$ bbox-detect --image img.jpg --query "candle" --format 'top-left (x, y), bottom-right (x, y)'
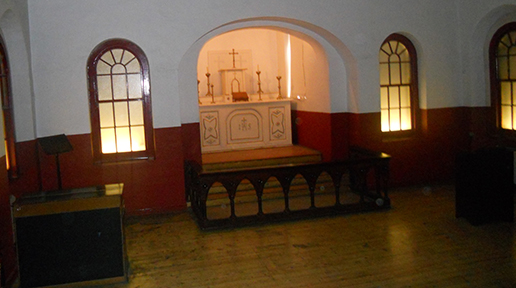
top-left (206, 66), bottom-right (209, 73)
top-left (257, 65), bottom-right (260, 71)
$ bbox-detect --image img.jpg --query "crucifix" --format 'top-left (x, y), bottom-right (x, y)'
top-left (229, 49), bottom-right (239, 68)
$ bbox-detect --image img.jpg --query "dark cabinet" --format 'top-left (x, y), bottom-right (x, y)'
top-left (456, 147), bottom-right (514, 225)
top-left (12, 184), bottom-right (127, 288)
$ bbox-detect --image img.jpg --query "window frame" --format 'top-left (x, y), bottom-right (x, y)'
top-left (87, 38), bottom-right (155, 164)
top-left (489, 22), bottom-right (516, 138)
top-left (0, 35), bottom-right (17, 179)
top-left (379, 33), bottom-right (420, 139)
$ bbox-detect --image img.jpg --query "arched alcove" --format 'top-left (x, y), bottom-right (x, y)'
top-left (178, 17), bottom-right (357, 163)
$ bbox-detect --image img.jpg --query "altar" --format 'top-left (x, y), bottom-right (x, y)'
top-left (199, 97), bottom-right (292, 153)
top-left (198, 48), bottom-right (293, 153)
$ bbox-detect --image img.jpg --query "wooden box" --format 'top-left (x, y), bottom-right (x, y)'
top-left (12, 184), bottom-right (127, 288)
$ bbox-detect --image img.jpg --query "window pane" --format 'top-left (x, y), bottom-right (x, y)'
top-left (126, 60), bottom-right (140, 74)
top-left (389, 109), bottom-right (401, 131)
top-left (379, 63), bottom-right (390, 85)
top-left (116, 127), bottom-right (131, 152)
top-left (128, 74), bottom-right (142, 99)
top-left (381, 109), bottom-right (390, 132)
top-left (501, 82), bottom-right (512, 105)
top-left (400, 86), bottom-right (410, 107)
top-left (513, 82), bottom-right (516, 104)
top-left (114, 102), bottom-right (129, 127)
top-left (111, 49), bottom-right (124, 64)
top-left (400, 108), bottom-right (412, 130)
top-left (389, 59), bottom-right (400, 84)
top-left (112, 74), bottom-right (127, 100)
top-left (129, 101), bottom-right (144, 125)
top-left (121, 51), bottom-right (135, 65)
top-left (97, 75), bottom-right (112, 101)
top-left (101, 52), bottom-right (115, 65)
top-left (380, 87), bottom-right (389, 109)
top-left (498, 41), bottom-right (509, 56)
top-left (510, 31), bottom-right (516, 47)
top-left (101, 128), bottom-right (116, 154)
top-left (97, 60), bottom-right (111, 75)
top-left (389, 86), bottom-right (399, 108)
top-left (401, 63), bottom-right (411, 84)
top-left (99, 102), bottom-right (114, 128)
top-left (379, 49), bottom-right (389, 63)
top-left (510, 54), bottom-right (516, 80)
top-left (112, 63), bottom-right (126, 74)
top-left (398, 46), bottom-right (409, 62)
top-left (131, 126), bottom-right (146, 151)
top-left (501, 105), bottom-right (512, 129)
top-left (388, 41), bottom-right (398, 53)
top-left (498, 56), bottom-right (509, 80)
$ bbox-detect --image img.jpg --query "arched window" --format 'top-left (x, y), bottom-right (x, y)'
top-left (490, 22), bottom-right (516, 133)
top-left (379, 34), bottom-right (419, 135)
top-left (0, 35), bottom-right (17, 178)
top-left (87, 39), bottom-right (154, 163)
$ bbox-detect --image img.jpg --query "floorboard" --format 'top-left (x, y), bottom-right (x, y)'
top-left (105, 185), bottom-right (515, 288)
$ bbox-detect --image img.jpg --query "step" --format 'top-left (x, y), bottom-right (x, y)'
top-left (202, 146), bottom-right (322, 171)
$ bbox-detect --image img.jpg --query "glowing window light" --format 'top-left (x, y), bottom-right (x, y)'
top-left (497, 31), bottom-right (516, 130)
top-left (96, 48), bottom-right (146, 154)
top-left (379, 39), bottom-right (413, 132)
top-left (287, 34), bottom-right (291, 98)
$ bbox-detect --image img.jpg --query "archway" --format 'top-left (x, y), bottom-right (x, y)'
top-left (178, 17), bottom-right (357, 163)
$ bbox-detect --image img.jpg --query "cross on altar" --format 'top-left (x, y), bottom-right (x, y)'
top-left (229, 49), bottom-right (239, 68)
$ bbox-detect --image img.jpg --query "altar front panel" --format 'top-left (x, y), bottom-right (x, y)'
top-left (200, 100), bottom-right (292, 153)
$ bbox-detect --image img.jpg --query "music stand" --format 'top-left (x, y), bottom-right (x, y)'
top-left (38, 134), bottom-right (73, 190)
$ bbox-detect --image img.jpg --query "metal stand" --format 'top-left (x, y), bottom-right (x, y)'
top-left (38, 134), bottom-right (73, 190)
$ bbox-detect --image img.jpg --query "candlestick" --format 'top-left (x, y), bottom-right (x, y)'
top-left (210, 84), bottom-right (215, 104)
top-left (256, 69), bottom-right (263, 101)
top-left (277, 76), bottom-right (282, 100)
top-left (205, 72), bottom-right (212, 97)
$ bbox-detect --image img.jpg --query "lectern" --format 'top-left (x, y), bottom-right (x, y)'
top-left (13, 184), bottom-right (127, 288)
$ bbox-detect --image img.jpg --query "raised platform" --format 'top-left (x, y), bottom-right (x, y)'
top-left (201, 145), bottom-right (322, 171)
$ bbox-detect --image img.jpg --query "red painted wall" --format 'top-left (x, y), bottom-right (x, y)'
top-left (293, 107), bottom-right (472, 186)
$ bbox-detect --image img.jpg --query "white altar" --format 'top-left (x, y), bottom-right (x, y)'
top-left (198, 48), bottom-right (292, 153)
top-left (199, 96), bottom-right (292, 153)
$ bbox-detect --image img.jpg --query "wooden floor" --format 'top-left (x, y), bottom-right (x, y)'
top-left (107, 185), bottom-right (515, 288)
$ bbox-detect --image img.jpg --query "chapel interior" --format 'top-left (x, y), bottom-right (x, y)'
top-left (0, 1), bottom-right (516, 287)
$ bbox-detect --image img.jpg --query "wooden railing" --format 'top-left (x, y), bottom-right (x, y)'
top-left (185, 147), bottom-right (391, 230)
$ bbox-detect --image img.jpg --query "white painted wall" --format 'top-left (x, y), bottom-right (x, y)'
top-left (0, 0), bottom-right (35, 142)
top-left (16, 0), bottom-right (516, 138)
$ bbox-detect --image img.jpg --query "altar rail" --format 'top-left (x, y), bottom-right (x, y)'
top-left (185, 147), bottom-right (391, 230)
